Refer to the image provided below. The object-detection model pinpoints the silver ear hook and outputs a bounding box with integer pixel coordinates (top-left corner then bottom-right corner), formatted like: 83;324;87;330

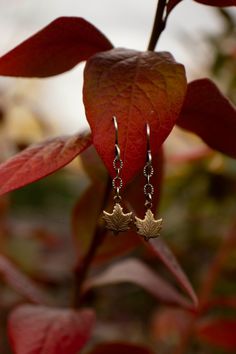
113;116;118;144
113;116;120;159
146;122;152;165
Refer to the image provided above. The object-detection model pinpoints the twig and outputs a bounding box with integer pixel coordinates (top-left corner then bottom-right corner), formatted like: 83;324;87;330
148;0;167;51
73;177;111;307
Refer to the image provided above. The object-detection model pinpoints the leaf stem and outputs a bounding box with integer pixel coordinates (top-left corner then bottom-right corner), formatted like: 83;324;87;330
148;0;167;51
72;177;111;307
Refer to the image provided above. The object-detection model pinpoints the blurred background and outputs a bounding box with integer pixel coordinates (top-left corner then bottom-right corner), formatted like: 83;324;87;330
0;1;236;353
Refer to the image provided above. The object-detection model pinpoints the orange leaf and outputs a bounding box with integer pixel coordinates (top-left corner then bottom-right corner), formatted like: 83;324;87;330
8;305;95;354
83;48;187;184
0;132;92;195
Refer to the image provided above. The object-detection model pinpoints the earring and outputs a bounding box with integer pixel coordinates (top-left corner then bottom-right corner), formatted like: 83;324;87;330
135;123;163;241
103;116;133;235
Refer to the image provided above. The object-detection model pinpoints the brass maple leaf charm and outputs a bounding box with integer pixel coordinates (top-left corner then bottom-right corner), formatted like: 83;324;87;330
135;209;162;241
103;203;133;235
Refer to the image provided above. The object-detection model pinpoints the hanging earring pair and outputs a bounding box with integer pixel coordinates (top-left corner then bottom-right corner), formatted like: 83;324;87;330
103;116;163;241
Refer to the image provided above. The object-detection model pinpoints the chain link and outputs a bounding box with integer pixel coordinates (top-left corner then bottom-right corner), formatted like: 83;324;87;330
144;147;154;209
112;143;123;201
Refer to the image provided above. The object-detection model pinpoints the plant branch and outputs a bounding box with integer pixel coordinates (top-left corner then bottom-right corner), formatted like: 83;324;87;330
73;177;111;307
148;0;167;51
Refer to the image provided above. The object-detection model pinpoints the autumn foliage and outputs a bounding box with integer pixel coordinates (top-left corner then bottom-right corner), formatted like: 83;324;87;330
0;0;236;353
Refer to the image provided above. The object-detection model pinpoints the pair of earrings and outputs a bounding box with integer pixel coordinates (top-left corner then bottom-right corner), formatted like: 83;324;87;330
103;116;163;241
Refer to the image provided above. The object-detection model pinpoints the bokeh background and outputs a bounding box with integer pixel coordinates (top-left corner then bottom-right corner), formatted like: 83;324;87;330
0;1;236;353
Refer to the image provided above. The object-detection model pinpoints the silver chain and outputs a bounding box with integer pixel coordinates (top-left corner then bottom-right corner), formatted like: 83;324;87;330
112;117;123;202
144;123;154;209
144;150;154;209
112;144;123;202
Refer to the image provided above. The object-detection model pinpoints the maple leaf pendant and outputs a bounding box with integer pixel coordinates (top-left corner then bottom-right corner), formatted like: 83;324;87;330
135;209;163;241
103;203;133;235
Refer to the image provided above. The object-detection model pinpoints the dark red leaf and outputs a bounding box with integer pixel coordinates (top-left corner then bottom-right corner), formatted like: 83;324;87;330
0;17;112;77
86;342;154;354
196;318;236;351
0;132;91;195
83;48;187;184
8;305;95;354
195;0;236;6
86;230;140;267
0;254;49;304
166;0;183;15
93;232;139;264
144;238;198;307
178;79;236;159
72;181;106;261
81;145;107;182
83;258;192;309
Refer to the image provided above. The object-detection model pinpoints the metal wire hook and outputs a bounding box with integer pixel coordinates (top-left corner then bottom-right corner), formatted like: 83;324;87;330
113;116;118;145
146;122;152;165
113;116;120;159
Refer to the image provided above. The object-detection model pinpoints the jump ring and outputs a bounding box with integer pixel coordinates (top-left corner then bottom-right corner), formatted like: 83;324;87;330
144;183;154;195
143;164;154;178
113;158;123;170
114;194;122;202
112;176;123;190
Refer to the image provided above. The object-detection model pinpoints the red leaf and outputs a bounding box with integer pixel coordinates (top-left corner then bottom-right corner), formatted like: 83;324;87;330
83;48;187;184
196;318;236;351
81;145;107;182
166;0;183;15
83;258;192;309
87;342;154;354
93;232;139;264
178;79;236;158
195;0;236;6
0;17;112;77
144;238;198;307
0;132;92;195
8;305;95;354
72;181;107;261
0;254;49;304
167;0;236;12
